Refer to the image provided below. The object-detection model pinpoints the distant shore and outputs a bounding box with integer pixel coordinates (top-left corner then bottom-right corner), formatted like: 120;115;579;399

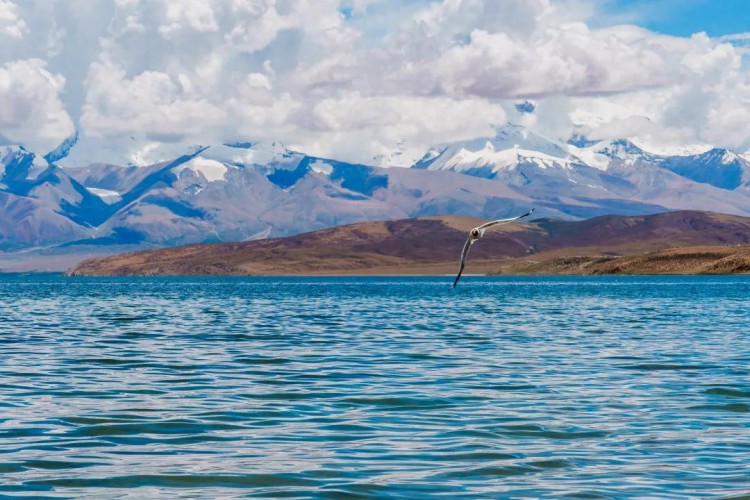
67;245;750;277
66;212;750;277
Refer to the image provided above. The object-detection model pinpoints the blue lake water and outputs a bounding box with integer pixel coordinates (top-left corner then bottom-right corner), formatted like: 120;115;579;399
1;275;749;498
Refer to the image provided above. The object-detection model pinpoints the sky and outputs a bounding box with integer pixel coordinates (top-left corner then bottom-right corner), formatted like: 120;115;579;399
603;0;750;37
1;0;749;165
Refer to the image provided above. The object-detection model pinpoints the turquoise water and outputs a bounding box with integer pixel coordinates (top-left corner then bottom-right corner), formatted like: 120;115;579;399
1;275;749;499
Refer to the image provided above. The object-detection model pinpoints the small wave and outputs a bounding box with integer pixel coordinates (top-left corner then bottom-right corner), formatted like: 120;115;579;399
689;403;750;413
24;473;318;489
705;387;750;398
621;363;717;371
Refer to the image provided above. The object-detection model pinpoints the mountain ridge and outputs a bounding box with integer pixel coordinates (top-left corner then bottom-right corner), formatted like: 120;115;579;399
4;124;750;272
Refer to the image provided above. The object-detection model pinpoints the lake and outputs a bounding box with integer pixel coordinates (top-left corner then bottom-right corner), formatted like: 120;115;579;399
1;275;749;498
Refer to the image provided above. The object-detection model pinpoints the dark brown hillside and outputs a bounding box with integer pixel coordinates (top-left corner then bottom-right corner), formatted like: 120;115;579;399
67;211;750;276
532;211;750;254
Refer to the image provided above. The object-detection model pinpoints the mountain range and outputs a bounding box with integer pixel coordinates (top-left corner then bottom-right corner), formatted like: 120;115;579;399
3;124;750;270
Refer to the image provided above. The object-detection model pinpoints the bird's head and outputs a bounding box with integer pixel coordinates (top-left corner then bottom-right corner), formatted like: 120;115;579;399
470;228;481;239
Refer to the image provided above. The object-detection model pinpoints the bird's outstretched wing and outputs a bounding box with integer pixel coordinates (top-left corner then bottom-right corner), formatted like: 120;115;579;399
452;208;534;288
476;208;535;231
452;236;474;288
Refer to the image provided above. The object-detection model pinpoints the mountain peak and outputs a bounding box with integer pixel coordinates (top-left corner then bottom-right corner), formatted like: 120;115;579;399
597;139;648;158
44;131;79;164
696;148;740;166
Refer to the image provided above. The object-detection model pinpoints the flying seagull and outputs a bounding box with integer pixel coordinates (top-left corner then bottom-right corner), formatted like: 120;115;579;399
452;209;535;288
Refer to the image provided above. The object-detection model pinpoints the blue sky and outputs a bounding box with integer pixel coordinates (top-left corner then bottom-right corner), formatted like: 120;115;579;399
340;0;750;43
604;0;749;37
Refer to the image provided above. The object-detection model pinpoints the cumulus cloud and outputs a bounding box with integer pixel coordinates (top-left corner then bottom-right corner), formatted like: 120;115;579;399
570;33;750;152
0;0;25;38
81;58;226;140
0;59;74;152
299;94;507;163
159;0;219;35
0;0;749;162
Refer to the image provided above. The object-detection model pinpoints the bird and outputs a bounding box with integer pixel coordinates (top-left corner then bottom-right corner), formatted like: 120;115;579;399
452;209;535;288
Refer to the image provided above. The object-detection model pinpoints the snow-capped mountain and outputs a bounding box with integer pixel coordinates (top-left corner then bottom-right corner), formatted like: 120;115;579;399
571;138;663;170
411;125;750;217
415;124;574;173
412;124;645;204
0;145;108;250
3;125;750;270
661;149;750;190
0;138;545;255
568;138;750;191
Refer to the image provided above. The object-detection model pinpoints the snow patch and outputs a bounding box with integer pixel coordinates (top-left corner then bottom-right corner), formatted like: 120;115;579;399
310;160;333;175
87;187;122;204
423;149;441;161
173;157;229;182
567;145;610;170
444;144;572;172
722;151;738;165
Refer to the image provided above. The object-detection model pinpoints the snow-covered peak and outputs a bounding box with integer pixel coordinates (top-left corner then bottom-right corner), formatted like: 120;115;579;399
1;145;50;180
1;144;28;161
722;150;738;165
44;131;79;164
173;156;231;182
490;123;570;159
595;139;649;159
682;148;750;169
441;143;575;172
569;138;662;170
414;123;576;172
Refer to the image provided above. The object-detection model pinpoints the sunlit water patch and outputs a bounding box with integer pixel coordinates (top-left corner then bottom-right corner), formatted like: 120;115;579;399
0;275;749;498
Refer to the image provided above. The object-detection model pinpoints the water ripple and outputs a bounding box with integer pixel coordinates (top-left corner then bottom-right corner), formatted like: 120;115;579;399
0;275;749;498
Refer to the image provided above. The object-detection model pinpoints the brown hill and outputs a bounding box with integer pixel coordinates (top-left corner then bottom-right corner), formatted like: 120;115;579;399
506;246;750;275
67;211;750;276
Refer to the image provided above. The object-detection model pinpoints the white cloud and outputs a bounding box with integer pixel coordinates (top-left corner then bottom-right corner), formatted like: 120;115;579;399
0;0;749;161
0;59;74;153
81;59;225;141
300;94;507;163
0;0;25;38
159;0;219;35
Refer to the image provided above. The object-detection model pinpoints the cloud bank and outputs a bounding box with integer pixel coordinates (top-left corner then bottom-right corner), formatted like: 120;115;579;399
0;0;748;164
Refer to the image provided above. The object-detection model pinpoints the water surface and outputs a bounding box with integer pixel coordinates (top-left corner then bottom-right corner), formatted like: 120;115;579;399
1;276;749;498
